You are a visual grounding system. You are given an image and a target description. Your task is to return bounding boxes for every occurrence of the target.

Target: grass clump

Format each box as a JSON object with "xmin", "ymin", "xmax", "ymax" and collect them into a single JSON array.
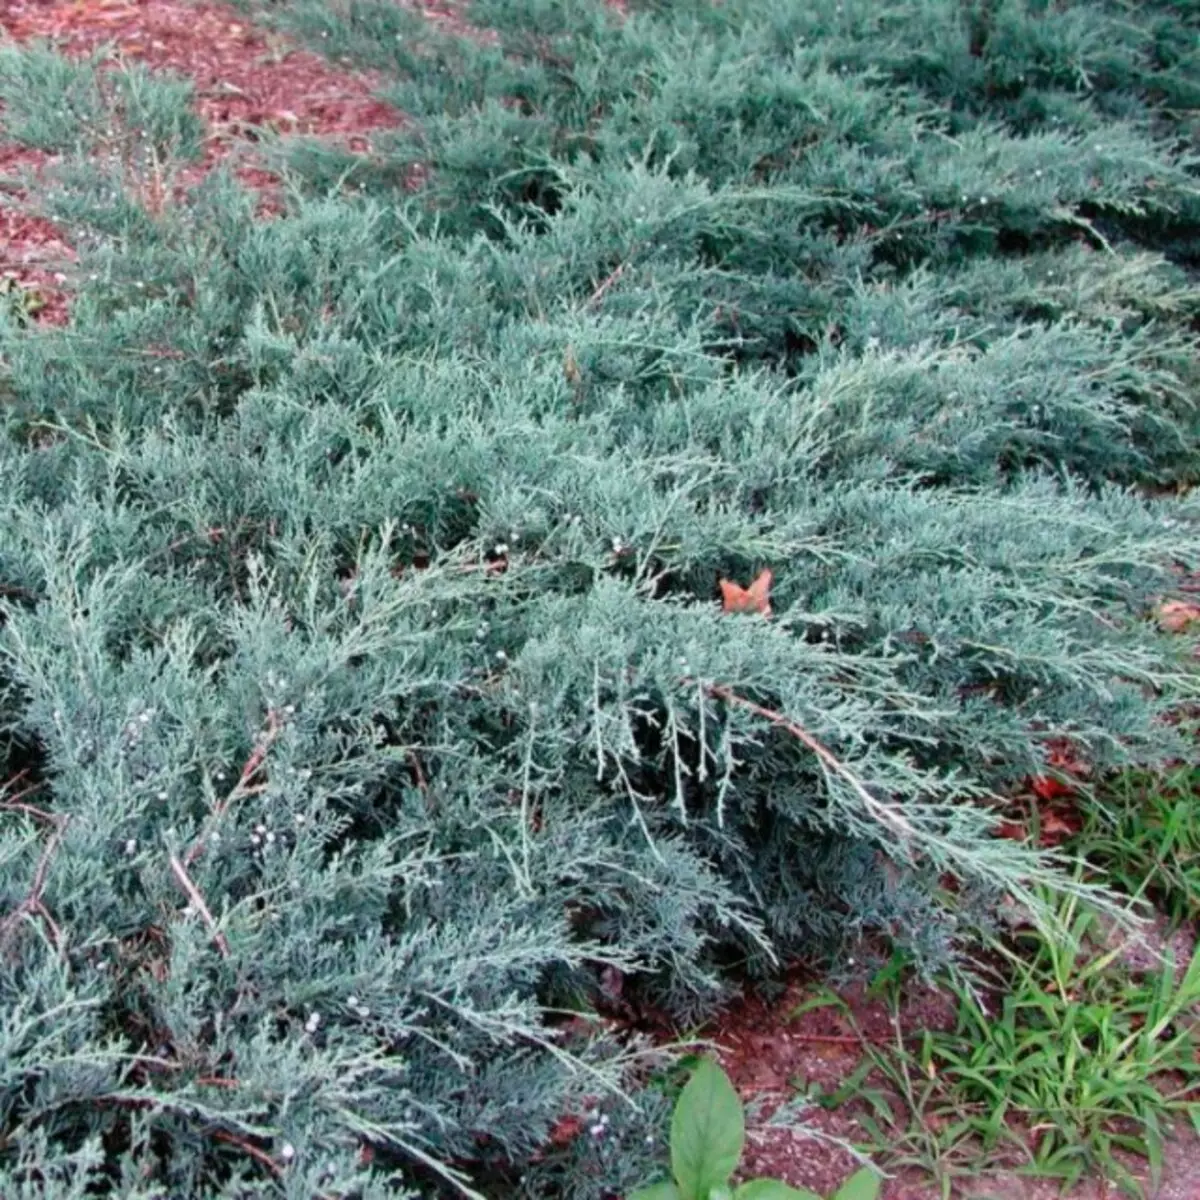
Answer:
[
  {"xmin": 808, "ymin": 893, "xmax": 1200, "ymax": 1197},
  {"xmin": 1074, "ymin": 762, "xmax": 1200, "ymax": 925}
]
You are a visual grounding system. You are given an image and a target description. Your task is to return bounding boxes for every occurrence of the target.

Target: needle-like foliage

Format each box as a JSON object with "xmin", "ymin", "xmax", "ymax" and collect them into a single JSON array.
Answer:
[{"xmin": 0, "ymin": 0, "xmax": 1197, "ymax": 1194}]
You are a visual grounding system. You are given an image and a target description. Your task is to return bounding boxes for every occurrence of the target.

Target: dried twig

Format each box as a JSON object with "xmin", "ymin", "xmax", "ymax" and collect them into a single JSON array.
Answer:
[
  {"xmin": 586, "ymin": 262, "xmax": 625, "ymax": 308},
  {"xmin": 33, "ymin": 900, "xmax": 64, "ymax": 954},
  {"xmin": 702, "ymin": 682, "xmax": 915, "ymax": 845},
  {"xmin": 168, "ymin": 852, "xmax": 230, "ymax": 957},
  {"xmin": 166, "ymin": 525, "xmax": 227, "ymax": 554},
  {"xmin": 184, "ymin": 709, "xmax": 281, "ymax": 866},
  {"xmin": 0, "ymin": 796, "xmax": 55, "ymax": 823},
  {"xmin": 1, "ymin": 770, "xmax": 50, "ymax": 814},
  {"xmin": 0, "ymin": 814, "xmax": 67, "ymax": 953},
  {"xmin": 408, "ymin": 750, "xmax": 428, "ymax": 791},
  {"xmin": 784, "ymin": 1030, "xmax": 903, "ymax": 1048},
  {"xmin": 212, "ymin": 1129, "xmax": 283, "ymax": 1178}
]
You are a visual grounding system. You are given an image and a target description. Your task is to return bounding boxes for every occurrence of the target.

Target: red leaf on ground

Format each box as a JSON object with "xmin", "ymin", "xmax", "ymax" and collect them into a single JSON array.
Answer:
[
  {"xmin": 547, "ymin": 1114, "xmax": 584, "ymax": 1146},
  {"xmin": 1030, "ymin": 774, "xmax": 1076, "ymax": 802},
  {"xmin": 1035, "ymin": 807, "xmax": 1079, "ymax": 846},
  {"xmin": 994, "ymin": 819, "xmax": 1027, "ymax": 841}
]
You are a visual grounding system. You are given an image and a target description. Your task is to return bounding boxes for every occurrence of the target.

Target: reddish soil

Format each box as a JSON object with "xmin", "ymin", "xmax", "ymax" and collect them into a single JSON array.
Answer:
[
  {"xmin": 0, "ymin": 144, "xmax": 74, "ymax": 323},
  {"xmin": 710, "ymin": 972, "xmax": 955, "ymax": 1199},
  {"xmin": 0, "ymin": 0, "xmax": 401, "ymax": 147}
]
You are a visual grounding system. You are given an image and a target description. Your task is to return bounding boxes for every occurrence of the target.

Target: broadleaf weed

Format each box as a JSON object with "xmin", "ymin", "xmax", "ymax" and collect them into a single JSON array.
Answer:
[{"xmin": 634, "ymin": 1056, "xmax": 881, "ymax": 1200}]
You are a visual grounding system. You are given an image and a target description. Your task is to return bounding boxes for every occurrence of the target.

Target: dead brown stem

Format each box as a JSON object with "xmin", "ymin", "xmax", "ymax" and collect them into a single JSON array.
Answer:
[
  {"xmin": 184, "ymin": 709, "xmax": 281, "ymax": 867},
  {"xmin": 0, "ymin": 814, "xmax": 67, "ymax": 953},
  {"xmin": 32, "ymin": 900, "xmax": 64, "ymax": 954},
  {"xmin": 212, "ymin": 1129, "xmax": 283, "ymax": 1178},
  {"xmin": 0, "ymin": 797, "xmax": 56, "ymax": 824},
  {"xmin": 168, "ymin": 852, "xmax": 231, "ymax": 957},
  {"xmin": 701, "ymin": 681, "xmax": 914, "ymax": 846},
  {"xmin": 586, "ymin": 263, "xmax": 624, "ymax": 308}
]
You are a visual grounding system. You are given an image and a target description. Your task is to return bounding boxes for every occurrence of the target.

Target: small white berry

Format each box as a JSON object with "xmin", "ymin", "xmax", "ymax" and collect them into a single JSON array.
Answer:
[{"xmin": 280, "ymin": 1143, "xmax": 295, "ymax": 1162}]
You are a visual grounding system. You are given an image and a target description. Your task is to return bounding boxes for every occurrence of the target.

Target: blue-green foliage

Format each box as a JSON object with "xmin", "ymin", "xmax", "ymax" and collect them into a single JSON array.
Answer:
[{"xmin": 0, "ymin": 0, "xmax": 1197, "ymax": 1194}]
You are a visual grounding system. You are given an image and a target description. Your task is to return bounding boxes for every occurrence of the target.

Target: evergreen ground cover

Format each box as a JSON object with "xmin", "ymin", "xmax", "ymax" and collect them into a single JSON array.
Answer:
[{"xmin": 0, "ymin": 0, "xmax": 1198, "ymax": 1194}]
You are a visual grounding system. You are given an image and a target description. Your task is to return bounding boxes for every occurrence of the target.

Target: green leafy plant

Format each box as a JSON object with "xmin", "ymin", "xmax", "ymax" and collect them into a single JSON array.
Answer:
[
  {"xmin": 806, "ymin": 892, "xmax": 1200, "ymax": 1197},
  {"xmin": 633, "ymin": 1057, "xmax": 881, "ymax": 1200}
]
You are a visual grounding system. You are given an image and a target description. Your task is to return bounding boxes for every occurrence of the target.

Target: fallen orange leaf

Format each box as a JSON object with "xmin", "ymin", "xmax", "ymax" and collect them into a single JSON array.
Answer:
[
  {"xmin": 719, "ymin": 568, "xmax": 772, "ymax": 617},
  {"xmin": 546, "ymin": 1112, "xmax": 589, "ymax": 1146},
  {"xmin": 1158, "ymin": 599, "xmax": 1200, "ymax": 634},
  {"xmin": 1036, "ymin": 808, "xmax": 1079, "ymax": 845}
]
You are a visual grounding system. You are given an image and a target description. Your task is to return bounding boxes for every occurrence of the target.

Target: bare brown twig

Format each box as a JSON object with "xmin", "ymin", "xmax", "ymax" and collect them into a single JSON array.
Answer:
[
  {"xmin": 168, "ymin": 852, "xmax": 230, "ymax": 958},
  {"xmin": 33, "ymin": 899, "xmax": 64, "ymax": 954},
  {"xmin": 211, "ymin": 1129, "xmax": 283, "ymax": 1178},
  {"xmin": 701, "ymin": 681, "xmax": 915, "ymax": 845},
  {"xmin": 184, "ymin": 709, "xmax": 281, "ymax": 867},
  {"xmin": 586, "ymin": 262, "xmax": 624, "ymax": 308},
  {"xmin": 0, "ymin": 797, "xmax": 55, "ymax": 823},
  {"xmin": 0, "ymin": 813, "xmax": 67, "ymax": 953}
]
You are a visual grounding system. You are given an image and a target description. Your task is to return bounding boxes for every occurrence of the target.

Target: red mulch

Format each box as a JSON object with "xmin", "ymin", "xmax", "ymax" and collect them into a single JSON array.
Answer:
[{"xmin": 0, "ymin": 0, "xmax": 407, "ymax": 322}]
